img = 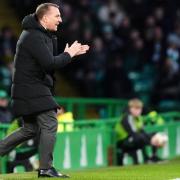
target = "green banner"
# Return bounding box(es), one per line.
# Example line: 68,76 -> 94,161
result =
54,128 -> 113,170
54,122 -> 180,169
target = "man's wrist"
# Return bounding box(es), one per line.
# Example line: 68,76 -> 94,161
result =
64,51 -> 74,58
63,52 -> 72,58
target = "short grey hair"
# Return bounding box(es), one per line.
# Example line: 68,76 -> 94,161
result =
35,3 -> 59,20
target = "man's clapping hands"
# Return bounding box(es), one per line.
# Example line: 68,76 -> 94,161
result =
64,41 -> 90,58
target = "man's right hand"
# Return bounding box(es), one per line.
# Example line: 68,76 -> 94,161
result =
64,41 -> 89,58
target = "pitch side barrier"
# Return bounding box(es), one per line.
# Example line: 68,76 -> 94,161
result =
0,124 -> 10,173
53,112 -> 180,170
55,97 -> 128,119
1,112 -> 180,172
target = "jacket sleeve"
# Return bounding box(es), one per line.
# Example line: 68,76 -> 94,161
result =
25,33 -> 72,71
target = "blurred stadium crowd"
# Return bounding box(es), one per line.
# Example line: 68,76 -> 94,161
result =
0,0 -> 180,111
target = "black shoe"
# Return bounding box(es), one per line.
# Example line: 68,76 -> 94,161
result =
38,167 -> 70,178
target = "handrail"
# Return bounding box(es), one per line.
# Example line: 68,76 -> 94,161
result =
55,97 -> 128,119
0,111 -> 180,130
56,111 -> 180,131
55,97 -> 128,104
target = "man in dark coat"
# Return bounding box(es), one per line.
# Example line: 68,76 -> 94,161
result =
0,3 -> 89,178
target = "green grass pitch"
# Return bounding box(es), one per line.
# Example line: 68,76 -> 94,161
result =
0,158 -> 180,180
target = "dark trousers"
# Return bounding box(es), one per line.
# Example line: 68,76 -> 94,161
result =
116,131 -> 157,165
0,110 -> 58,169
116,131 -> 152,165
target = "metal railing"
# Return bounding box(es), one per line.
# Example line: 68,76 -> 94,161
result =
55,97 -> 128,119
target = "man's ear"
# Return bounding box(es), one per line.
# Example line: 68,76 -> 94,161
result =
43,15 -> 48,23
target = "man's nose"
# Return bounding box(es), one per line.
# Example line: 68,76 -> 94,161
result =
59,17 -> 62,23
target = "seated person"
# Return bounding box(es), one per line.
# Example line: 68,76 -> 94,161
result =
115,98 -> 166,165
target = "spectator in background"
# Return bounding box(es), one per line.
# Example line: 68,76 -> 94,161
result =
105,54 -> 133,98
115,99 -> 164,165
152,59 -> 180,104
123,0 -> 148,30
56,107 -> 74,132
102,24 -> 123,56
116,16 -> 132,54
0,90 -> 13,123
84,37 -> 107,97
0,63 -> 12,93
166,35 -> 180,74
0,26 -> 17,64
66,17 -> 81,42
151,26 -> 165,65
97,0 -> 124,26
153,6 -> 166,29
0,90 -> 12,123
0,26 -> 15,93
124,29 -> 145,72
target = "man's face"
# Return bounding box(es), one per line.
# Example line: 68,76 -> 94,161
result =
44,6 -> 62,31
129,106 -> 142,117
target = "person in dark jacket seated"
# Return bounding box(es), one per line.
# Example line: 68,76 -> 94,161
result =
115,99 -> 164,165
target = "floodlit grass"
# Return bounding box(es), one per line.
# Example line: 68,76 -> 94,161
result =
0,158 -> 180,180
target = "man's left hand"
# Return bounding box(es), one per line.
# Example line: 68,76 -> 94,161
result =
76,45 -> 90,56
